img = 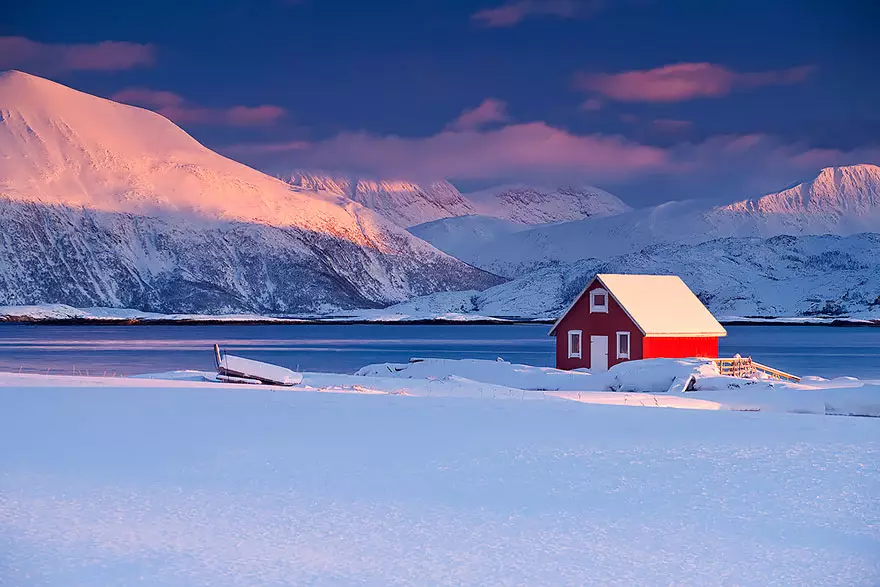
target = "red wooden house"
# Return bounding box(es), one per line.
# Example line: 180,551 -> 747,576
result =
549,274 -> 727,371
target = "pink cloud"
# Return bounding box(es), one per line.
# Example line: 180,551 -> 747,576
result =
112,88 -> 287,127
265,122 -> 668,181
473,0 -> 596,27
229,122 -> 880,194
447,99 -> 510,131
575,62 -> 815,102
0,36 -> 155,73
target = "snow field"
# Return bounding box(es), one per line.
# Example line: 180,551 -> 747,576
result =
1,372 -> 878,586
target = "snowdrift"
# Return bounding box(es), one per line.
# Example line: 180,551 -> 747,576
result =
356,357 -> 880,417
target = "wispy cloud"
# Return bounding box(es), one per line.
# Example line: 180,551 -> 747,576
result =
575,62 -> 815,103
0,36 -> 155,73
473,0 -> 600,27
112,88 -> 287,127
447,99 -> 510,131
112,88 -> 182,108
225,140 -> 311,155
580,98 -> 602,111
652,118 -> 693,132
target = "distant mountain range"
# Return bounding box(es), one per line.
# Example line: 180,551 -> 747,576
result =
281,172 -> 629,228
378,233 -> 880,320
0,71 -> 500,313
412,164 -> 880,278
0,71 -> 878,320
280,172 -> 476,228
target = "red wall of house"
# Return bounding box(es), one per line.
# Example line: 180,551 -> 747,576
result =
554,279 -> 644,370
642,336 -> 719,359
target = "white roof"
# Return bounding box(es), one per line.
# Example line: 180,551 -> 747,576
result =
549,274 -> 727,338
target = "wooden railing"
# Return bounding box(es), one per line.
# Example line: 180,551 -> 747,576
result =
710,357 -> 800,382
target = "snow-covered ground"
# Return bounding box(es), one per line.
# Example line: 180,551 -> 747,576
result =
1,360 -> 878,586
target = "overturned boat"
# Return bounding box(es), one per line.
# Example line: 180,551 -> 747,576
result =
213,344 -> 303,386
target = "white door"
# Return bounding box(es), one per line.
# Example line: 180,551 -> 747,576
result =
590,335 -> 609,371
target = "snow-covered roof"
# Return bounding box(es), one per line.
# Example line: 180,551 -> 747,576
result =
549,274 -> 727,338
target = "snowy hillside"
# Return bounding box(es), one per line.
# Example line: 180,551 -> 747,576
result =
0,71 -> 502,313
281,171 -> 476,228
380,233 -> 880,320
419,165 -> 880,277
465,184 -> 632,224
408,214 -> 529,263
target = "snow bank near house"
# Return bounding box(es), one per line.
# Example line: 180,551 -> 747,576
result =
357,357 -> 725,394
356,358 -> 597,391
355,357 -> 880,417
605,358 -> 720,392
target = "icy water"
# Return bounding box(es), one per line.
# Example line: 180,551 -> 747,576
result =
0,324 -> 878,379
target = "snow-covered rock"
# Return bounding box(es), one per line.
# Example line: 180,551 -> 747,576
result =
281,174 -> 632,232
281,171 -> 476,228
0,71 -> 502,313
464,183 -> 631,225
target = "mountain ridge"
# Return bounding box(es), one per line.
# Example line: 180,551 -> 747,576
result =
0,71 -> 503,313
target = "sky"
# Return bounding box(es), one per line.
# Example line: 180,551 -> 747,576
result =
3,0 -> 880,206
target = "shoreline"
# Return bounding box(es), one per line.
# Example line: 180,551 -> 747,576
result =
1,315 -> 877,327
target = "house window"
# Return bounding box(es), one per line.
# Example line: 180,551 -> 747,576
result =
568,330 -> 583,359
616,331 -> 630,359
590,288 -> 608,313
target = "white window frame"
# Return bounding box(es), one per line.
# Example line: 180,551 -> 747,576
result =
590,288 -> 609,313
568,330 -> 583,359
616,331 -> 630,359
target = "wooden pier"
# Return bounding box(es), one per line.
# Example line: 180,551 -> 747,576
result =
710,357 -> 800,382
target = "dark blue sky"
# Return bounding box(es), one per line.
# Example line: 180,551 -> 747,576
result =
5,0 -> 880,204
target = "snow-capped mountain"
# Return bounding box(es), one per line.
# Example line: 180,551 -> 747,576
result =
0,71 -> 502,313
464,184 -> 632,225
281,171 -> 476,228
716,164 -> 880,232
416,165 -> 880,278
382,234 -> 880,320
